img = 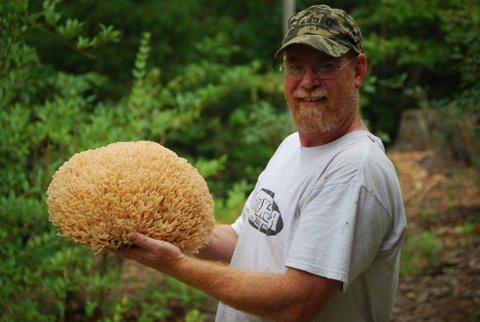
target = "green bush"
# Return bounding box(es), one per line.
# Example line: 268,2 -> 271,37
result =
1,2 -> 287,319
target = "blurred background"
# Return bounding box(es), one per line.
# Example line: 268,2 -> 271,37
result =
1,0 -> 479,321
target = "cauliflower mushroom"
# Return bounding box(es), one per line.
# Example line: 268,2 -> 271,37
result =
47,141 -> 215,254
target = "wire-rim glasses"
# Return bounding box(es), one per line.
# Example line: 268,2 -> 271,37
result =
280,56 -> 357,80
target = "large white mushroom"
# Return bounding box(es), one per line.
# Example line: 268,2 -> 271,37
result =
47,141 -> 215,254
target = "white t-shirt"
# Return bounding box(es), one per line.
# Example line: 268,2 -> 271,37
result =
216,131 -> 407,322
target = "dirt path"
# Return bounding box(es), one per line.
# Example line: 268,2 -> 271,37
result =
389,150 -> 480,321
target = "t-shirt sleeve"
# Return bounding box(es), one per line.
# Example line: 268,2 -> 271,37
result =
231,185 -> 257,236
231,212 -> 245,237
285,182 -> 391,291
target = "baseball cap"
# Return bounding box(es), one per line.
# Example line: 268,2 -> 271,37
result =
275,4 -> 363,58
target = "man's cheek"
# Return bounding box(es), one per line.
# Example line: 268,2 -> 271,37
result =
284,91 -> 297,111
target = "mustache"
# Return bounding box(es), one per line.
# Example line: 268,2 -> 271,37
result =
293,88 -> 327,99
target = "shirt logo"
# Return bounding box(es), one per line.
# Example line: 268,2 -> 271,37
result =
248,188 -> 284,236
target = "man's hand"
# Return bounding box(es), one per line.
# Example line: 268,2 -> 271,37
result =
109,232 -> 186,274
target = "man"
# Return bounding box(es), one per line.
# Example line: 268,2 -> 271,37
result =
112,4 -> 407,321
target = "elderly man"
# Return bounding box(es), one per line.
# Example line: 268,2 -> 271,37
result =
112,4 -> 407,322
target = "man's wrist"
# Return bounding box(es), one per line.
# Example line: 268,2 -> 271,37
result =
161,251 -> 190,276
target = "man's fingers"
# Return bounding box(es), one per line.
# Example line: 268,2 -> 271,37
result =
128,232 -> 158,251
107,233 -> 184,272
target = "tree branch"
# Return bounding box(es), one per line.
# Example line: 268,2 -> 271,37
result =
34,23 -> 96,60
0,22 -> 18,77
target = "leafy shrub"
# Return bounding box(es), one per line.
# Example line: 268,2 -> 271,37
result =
1,2 -> 286,320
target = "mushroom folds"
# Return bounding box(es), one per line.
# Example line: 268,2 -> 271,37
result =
47,141 -> 215,254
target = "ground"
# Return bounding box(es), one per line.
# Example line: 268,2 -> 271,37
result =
389,150 -> 480,322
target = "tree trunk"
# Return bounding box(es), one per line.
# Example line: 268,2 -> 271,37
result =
283,0 -> 296,36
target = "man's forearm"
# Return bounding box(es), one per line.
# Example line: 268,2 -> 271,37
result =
169,256 -> 291,320
165,256 -> 334,321
113,233 -> 339,321
196,224 -> 238,263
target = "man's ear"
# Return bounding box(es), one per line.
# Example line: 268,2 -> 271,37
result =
354,54 -> 368,88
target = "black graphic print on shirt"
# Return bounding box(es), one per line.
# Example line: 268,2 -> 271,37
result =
248,188 -> 284,236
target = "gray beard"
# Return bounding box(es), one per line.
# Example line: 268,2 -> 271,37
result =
289,95 -> 357,135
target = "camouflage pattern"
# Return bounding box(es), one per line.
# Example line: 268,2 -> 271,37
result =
275,4 -> 363,58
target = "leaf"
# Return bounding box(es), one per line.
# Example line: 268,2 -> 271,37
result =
56,18 -> 83,39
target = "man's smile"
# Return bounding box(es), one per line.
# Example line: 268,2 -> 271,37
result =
297,96 -> 328,107
302,97 -> 326,102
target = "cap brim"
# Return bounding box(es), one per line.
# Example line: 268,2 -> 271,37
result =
274,34 -> 351,59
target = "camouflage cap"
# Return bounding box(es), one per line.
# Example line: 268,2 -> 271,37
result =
275,4 -> 363,58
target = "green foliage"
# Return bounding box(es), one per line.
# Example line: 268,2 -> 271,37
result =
352,0 -> 480,141
419,207 -> 436,225
0,194 -> 123,321
455,222 -> 476,247
16,0 -> 479,144
456,223 -> 475,234
1,1 -> 287,319
401,231 -> 443,276
214,180 -> 253,224
473,303 -> 480,322
92,275 -> 208,322
184,309 -> 208,322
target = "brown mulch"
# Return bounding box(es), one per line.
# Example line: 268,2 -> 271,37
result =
389,150 -> 480,322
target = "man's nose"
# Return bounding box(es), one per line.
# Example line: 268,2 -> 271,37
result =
299,69 -> 320,89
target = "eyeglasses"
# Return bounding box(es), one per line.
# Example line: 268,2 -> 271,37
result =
280,56 -> 357,80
